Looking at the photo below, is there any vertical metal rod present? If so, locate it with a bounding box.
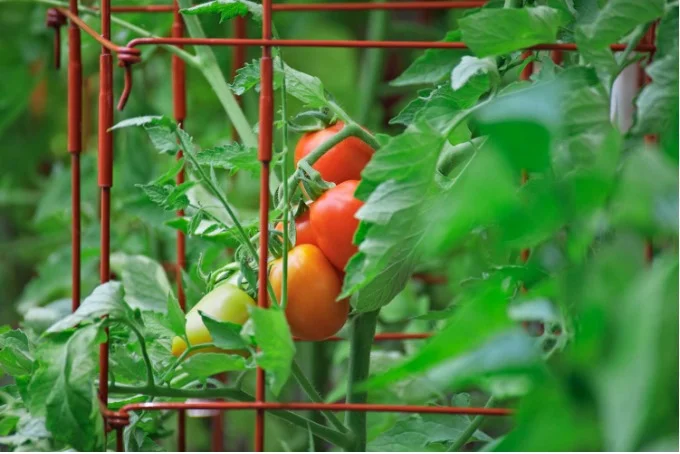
[519,53,532,266]
[255,0,274,449]
[116,427,124,452]
[550,50,563,66]
[98,0,113,416]
[171,4,188,451]
[67,0,82,312]
[639,23,657,263]
[177,410,187,452]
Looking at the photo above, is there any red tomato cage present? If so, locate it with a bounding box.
[43,0,657,450]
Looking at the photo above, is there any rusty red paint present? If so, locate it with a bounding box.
[108,401,512,425]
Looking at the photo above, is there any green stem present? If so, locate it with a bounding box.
[356,0,388,126]
[344,310,379,451]
[291,361,348,434]
[109,319,155,388]
[447,396,496,452]
[284,123,378,194]
[503,0,522,7]
[108,383,350,448]
[177,129,278,305]
[311,342,332,451]
[278,51,290,310]
[176,0,257,148]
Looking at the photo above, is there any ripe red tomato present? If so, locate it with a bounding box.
[274,211,317,247]
[294,121,374,185]
[269,244,349,341]
[309,180,363,271]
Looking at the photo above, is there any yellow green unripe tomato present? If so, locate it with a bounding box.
[171,283,255,357]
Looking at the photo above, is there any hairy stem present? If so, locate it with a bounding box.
[177,128,278,305]
[344,310,379,451]
[109,319,155,388]
[278,51,290,310]
[447,397,496,452]
[291,360,348,434]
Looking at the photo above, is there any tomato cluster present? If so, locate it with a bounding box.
[172,123,373,354]
[272,123,373,340]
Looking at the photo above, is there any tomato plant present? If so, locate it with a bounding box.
[0,0,678,452]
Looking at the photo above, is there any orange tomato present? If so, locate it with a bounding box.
[270,244,349,341]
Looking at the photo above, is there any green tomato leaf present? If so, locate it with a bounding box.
[111,253,173,312]
[610,147,678,235]
[340,123,446,312]
[580,0,664,47]
[450,56,498,91]
[195,143,260,176]
[0,330,33,377]
[364,280,513,389]
[179,352,247,378]
[230,57,327,107]
[167,294,185,338]
[596,255,678,450]
[368,413,491,451]
[425,329,544,399]
[460,6,569,57]
[46,281,133,333]
[390,31,469,87]
[180,0,262,22]
[249,306,295,396]
[27,324,106,451]
[199,311,249,350]
[632,53,679,136]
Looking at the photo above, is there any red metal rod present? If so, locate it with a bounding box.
[109,1,487,13]
[67,0,82,311]
[116,401,513,416]
[254,0,274,449]
[171,4,188,452]
[640,24,657,263]
[98,0,113,419]
[177,410,186,451]
[125,37,656,51]
[116,427,124,451]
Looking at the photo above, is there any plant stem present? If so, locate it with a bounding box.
[447,396,496,452]
[108,383,350,448]
[176,0,257,148]
[110,319,155,388]
[291,360,348,434]
[278,51,290,310]
[176,129,278,305]
[503,0,522,7]
[356,0,388,126]
[344,310,379,451]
